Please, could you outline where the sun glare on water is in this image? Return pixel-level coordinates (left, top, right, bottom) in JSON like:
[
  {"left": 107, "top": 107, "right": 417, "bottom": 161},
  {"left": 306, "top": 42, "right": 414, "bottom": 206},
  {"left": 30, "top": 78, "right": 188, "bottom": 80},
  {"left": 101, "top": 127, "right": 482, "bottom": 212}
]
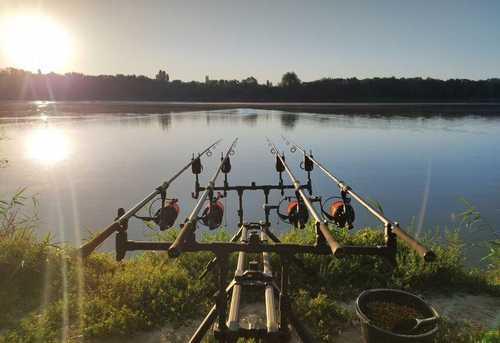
[
  {"left": 26, "top": 127, "right": 71, "bottom": 164},
  {"left": 1, "top": 14, "right": 72, "bottom": 72}
]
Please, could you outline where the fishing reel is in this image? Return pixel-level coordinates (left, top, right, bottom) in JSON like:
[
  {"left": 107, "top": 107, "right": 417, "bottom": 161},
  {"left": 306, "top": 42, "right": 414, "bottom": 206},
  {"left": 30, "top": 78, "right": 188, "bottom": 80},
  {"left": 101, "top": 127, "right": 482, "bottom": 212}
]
[
  {"left": 155, "top": 199, "right": 180, "bottom": 230},
  {"left": 199, "top": 192, "right": 225, "bottom": 230},
  {"left": 320, "top": 190, "right": 355, "bottom": 229},
  {"left": 272, "top": 193, "right": 318, "bottom": 229},
  {"left": 134, "top": 193, "right": 180, "bottom": 231}
]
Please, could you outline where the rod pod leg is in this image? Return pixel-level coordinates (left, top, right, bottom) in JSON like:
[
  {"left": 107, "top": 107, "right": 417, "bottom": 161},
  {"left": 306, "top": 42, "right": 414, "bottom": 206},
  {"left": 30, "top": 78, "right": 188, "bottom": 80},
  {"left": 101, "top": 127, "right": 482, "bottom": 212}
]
[{"left": 215, "top": 253, "right": 229, "bottom": 342}]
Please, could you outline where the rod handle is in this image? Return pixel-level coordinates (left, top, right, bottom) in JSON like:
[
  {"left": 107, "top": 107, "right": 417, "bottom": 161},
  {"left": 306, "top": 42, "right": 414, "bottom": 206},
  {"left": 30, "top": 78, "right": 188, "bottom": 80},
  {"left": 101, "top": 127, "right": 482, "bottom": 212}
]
[
  {"left": 392, "top": 226, "right": 436, "bottom": 262},
  {"left": 168, "top": 221, "right": 194, "bottom": 257},
  {"left": 77, "top": 222, "right": 121, "bottom": 258},
  {"left": 318, "top": 222, "right": 344, "bottom": 258}
]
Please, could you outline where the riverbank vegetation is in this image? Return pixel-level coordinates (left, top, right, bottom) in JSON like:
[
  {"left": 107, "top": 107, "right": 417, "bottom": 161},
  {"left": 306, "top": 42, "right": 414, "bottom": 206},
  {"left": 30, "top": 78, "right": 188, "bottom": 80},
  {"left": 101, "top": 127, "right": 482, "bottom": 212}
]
[
  {"left": 1, "top": 68, "right": 500, "bottom": 103},
  {"left": 0, "top": 193, "right": 498, "bottom": 342}
]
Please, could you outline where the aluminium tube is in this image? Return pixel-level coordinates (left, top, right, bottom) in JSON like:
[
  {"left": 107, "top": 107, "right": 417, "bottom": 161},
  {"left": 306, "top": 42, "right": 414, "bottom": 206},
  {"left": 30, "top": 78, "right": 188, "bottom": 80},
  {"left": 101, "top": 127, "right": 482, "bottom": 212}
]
[
  {"left": 77, "top": 139, "right": 221, "bottom": 258},
  {"left": 226, "top": 225, "right": 247, "bottom": 331},
  {"left": 168, "top": 138, "right": 238, "bottom": 257},
  {"left": 261, "top": 231, "right": 278, "bottom": 333},
  {"left": 267, "top": 139, "right": 344, "bottom": 257},
  {"left": 288, "top": 139, "right": 435, "bottom": 261}
]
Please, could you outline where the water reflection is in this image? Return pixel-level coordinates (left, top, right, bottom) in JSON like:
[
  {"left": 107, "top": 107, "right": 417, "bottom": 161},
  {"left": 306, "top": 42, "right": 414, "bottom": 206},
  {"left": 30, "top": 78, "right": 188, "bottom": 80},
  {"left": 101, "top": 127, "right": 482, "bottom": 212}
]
[
  {"left": 157, "top": 114, "right": 172, "bottom": 130},
  {"left": 26, "top": 126, "right": 71, "bottom": 164},
  {"left": 280, "top": 112, "right": 298, "bottom": 129}
]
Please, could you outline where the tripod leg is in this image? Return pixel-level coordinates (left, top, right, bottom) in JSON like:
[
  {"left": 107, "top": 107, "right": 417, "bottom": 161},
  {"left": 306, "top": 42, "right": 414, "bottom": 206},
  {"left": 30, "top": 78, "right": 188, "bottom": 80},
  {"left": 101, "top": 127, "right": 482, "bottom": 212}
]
[
  {"left": 189, "top": 306, "right": 217, "bottom": 343},
  {"left": 289, "top": 308, "right": 315, "bottom": 343}
]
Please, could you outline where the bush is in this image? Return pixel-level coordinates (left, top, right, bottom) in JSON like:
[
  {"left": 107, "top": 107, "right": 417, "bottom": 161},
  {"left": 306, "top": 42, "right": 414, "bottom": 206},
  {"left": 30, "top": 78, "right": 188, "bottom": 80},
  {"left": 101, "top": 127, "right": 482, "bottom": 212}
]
[{"left": 281, "top": 223, "right": 499, "bottom": 299}]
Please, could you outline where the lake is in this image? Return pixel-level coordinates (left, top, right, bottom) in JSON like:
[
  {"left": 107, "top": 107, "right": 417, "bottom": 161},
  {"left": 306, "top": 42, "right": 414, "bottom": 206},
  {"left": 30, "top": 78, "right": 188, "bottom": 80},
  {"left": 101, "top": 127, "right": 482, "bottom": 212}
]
[{"left": 1, "top": 102, "right": 499, "bottom": 264}]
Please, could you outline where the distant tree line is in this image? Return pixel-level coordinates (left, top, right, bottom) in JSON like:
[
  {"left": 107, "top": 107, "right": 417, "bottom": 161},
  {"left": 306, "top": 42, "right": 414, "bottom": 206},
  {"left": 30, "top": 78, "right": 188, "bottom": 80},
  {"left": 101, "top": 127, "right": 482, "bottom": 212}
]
[{"left": 0, "top": 68, "right": 499, "bottom": 102}]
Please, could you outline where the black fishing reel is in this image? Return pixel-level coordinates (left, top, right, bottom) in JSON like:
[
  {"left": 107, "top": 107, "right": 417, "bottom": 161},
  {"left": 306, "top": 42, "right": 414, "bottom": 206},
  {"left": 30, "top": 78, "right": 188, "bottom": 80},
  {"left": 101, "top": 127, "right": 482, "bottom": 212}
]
[
  {"left": 199, "top": 192, "right": 224, "bottom": 230},
  {"left": 320, "top": 191, "right": 355, "bottom": 229},
  {"left": 134, "top": 196, "right": 180, "bottom": 231},
  {"left": 273, "top": 194, "right": 311, "bottom": 229}
]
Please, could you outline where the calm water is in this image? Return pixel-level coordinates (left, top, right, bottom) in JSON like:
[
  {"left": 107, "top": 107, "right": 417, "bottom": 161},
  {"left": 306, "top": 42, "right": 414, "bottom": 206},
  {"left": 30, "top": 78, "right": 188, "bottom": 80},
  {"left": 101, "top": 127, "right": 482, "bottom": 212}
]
[{"left": 1, "top": 103, "right": 499, "bottom": 263}]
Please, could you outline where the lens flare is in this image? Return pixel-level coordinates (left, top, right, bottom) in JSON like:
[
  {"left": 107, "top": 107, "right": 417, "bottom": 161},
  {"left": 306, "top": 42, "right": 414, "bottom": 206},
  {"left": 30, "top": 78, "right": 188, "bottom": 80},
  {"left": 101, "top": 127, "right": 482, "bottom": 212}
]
[{"left": 26, "top": 127, "right": 71, "bottom": 164}]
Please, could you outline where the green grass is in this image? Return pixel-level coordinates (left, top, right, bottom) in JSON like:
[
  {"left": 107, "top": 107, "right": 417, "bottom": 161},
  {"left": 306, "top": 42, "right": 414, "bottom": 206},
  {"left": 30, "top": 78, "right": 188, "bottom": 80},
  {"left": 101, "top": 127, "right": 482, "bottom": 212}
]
[
  {"left": 0, "top": 194, "right": 499, "bottom": 342},
  {"left": 281, "top": 224, "right": 499, "bottom": 298}
]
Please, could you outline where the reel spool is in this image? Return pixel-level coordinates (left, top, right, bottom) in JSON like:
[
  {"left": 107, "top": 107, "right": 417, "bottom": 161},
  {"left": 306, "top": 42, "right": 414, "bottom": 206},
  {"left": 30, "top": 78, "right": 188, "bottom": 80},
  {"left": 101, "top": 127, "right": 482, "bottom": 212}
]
[
  {"left": 201, "top": 192, "right": 224, "bottom": 230},
  {"left": 287, "top": 200, "right": 309, "bottom": 228},
  {"left": 155, "top": 199, "right": 180, "bottom": 231},
  {"left": 134, "top": 197, "right": 180, "bottom": 231},
  {"left": 321, "top": 196, "right": 355, "bottom": 229},
  {"left": 275, "top": 196, "right": 309, "bottom": 229}
]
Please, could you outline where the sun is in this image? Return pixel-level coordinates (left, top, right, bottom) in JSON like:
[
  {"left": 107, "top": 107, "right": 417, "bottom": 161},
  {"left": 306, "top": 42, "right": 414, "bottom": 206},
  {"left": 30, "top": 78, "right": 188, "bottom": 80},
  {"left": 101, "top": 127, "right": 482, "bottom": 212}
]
[{"left": 1, "top": 14, "right": 72, "bottom": 73}]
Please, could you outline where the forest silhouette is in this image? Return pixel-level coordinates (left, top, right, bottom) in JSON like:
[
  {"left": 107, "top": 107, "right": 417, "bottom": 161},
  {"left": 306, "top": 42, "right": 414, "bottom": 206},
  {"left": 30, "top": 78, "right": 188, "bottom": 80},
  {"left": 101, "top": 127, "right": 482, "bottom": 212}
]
[{"left": 1, "top": 68, "right": 499, "bottom": 102}]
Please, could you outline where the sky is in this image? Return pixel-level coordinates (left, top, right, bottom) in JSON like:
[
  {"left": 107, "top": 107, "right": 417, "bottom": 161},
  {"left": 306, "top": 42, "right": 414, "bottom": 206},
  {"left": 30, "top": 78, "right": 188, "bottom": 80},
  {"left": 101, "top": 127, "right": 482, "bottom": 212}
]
[{"left": 0, "top": 0, "right": 499, "bottom": 83}]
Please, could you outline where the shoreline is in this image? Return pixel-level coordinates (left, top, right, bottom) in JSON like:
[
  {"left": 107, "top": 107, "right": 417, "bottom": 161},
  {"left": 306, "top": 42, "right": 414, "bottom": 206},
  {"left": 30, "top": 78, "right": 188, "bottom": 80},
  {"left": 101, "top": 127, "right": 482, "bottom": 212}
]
[{"left": 1, "top": 101, "right": 500, "bottom": 117}]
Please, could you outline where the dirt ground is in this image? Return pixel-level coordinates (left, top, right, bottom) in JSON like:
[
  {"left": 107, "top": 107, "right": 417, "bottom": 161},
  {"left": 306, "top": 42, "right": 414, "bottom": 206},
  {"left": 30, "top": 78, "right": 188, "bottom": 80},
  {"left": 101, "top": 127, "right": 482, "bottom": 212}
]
[{"left": 97, "top": 292, "right": 499, "bottom": 342}]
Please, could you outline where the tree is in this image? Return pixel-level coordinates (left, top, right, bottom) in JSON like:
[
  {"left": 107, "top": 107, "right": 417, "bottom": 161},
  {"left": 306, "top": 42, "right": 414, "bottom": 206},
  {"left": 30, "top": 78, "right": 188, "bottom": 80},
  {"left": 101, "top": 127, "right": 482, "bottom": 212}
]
[
  {"left": 241, "top": 76, "right": 258, "bottom": 85},
  {"left": 156, "top": 70, "right": 167, "bottom": 82},
  {"left": 281, "top": 72, "right": 301, "bottom": 87}
]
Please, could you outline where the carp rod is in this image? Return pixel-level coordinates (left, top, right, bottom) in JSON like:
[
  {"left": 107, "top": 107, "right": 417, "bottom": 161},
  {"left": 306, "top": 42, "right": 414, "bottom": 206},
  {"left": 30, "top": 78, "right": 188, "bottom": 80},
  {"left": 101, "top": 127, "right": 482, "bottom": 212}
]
[
  {"left": 267, "top": 138, "right": 344, "bottom": 257},
  {"left": 77, "top": 139, "right": 222, "bottom": 258},
  {"left": 168, "top": 138, "right": 239, "bottom": 258},
  {"left": 284, "top": 137, "right": 435, "bottom": 261}
]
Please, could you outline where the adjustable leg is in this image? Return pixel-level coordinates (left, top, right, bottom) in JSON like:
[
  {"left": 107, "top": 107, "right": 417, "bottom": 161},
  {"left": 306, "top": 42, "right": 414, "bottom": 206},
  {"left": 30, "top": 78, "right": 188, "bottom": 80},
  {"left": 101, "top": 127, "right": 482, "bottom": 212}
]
[
  {"left": 288, "top": 308, "right": 315, "bottom": 343},
  {"left": 189, "top": 306, "right": 218, "bottom": 343},
  {"left": 385, "top": 223, "right": 397, "bottom": 267},
  {"left": 279, "top": 257, "right": 289, "bottom": 334},
  {"left": 227, "top": 226, "right": 247, "bottom": 331},
  {"left": 190, "top": 281, "right": 236, "bottom": 343},
  {"left": 262, "top": 231, "right": 279, "bottom": 334},
  {"left": 216, "top": 253, "right": 229, "bottom": 342},
  {"left": 237, "top": 189, "right": 244, "bottom": 226},
  {"left": 115, "top": 208, "right": 127, "bottom": 261}
]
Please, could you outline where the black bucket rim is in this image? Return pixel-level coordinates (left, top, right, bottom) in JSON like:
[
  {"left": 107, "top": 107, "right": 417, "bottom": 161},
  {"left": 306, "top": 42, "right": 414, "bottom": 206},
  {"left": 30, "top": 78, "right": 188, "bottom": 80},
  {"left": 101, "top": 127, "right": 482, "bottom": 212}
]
[{"left": 355, "top": 288, "right": 439, "bottom": 339}]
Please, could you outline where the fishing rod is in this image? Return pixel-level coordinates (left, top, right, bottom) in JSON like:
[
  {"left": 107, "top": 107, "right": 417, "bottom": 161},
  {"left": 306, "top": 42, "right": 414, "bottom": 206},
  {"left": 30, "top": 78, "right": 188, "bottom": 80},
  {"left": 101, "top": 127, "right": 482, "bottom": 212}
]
[
  {"left": 266, "top": 138, "right": 344, "bottom": 257},
  {"left": 77, "top": 139, "right": 222, "bottom": 258},
  {"left": 283, "top": 137, "right": 435, "bottom": 261},
  {"left": 168, "top": 138, "right": 239, "bottom": 257}
]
